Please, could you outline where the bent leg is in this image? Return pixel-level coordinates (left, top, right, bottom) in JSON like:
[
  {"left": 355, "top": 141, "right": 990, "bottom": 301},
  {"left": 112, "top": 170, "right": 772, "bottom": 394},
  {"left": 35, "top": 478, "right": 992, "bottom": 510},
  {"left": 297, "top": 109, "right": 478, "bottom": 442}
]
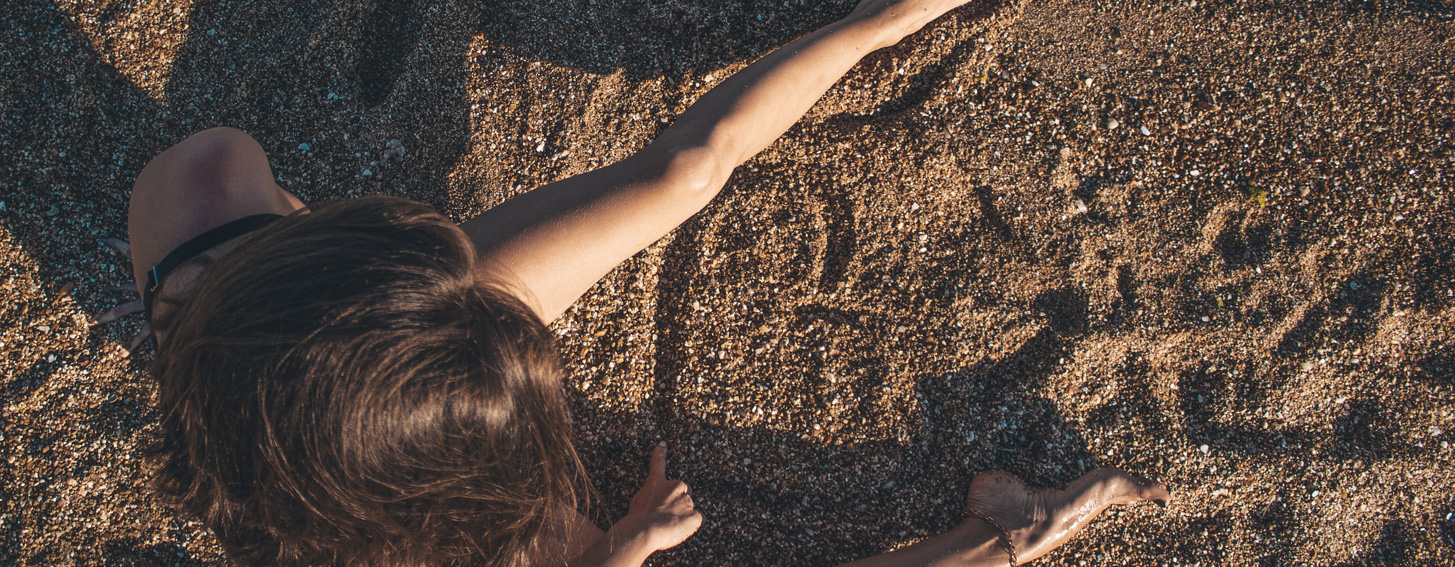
[{"left": 127, "top": 127, "right": 305, "bottom": 291}]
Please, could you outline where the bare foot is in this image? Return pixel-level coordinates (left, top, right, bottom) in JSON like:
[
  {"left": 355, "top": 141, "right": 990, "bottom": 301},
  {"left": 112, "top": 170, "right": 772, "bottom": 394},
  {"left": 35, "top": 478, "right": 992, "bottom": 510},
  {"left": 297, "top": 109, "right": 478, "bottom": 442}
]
[{"left": 962, "top": 468, "right": 1170, "bottom": 564}]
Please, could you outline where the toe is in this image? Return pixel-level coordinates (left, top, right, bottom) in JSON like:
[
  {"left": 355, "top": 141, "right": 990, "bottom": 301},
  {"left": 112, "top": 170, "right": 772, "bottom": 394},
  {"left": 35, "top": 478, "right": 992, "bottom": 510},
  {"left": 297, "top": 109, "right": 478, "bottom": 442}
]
[
  {"left": 125, "top": 322, "right": 153, "bottom": 355},
  {"left": 1138, "top": 480, "right": 1172, "bottom": 506},
  {"left": 1122, "top": 471, "right": 1172, "bottom": 505},
  {"left": 106, "top": 238, "right": 132, "bottom": 260},
  {"left": 1092, "top": 468, "right": 1172, "bottom": 507}
]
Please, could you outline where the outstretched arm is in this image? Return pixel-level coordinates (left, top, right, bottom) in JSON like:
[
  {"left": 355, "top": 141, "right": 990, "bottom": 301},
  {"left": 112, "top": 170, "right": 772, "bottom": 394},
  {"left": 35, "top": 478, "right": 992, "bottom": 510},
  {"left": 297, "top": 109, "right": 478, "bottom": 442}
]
[{"left": 464, "top": 0, "right": 974, "bottom": 322}]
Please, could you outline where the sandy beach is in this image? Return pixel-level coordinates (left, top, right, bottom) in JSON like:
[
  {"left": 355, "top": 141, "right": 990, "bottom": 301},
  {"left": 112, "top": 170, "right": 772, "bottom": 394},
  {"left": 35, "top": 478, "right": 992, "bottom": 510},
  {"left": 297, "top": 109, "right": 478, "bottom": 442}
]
[{"left": 2, "top": 0, "right": 1453, "bottom": 565}]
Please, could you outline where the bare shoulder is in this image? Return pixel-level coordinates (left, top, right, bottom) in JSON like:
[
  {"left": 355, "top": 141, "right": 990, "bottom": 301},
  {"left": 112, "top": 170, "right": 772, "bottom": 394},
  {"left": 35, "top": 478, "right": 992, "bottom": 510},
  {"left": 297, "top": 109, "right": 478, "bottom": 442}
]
[{"left": 127, "top": 127, "right": 306, "bottom": 340}]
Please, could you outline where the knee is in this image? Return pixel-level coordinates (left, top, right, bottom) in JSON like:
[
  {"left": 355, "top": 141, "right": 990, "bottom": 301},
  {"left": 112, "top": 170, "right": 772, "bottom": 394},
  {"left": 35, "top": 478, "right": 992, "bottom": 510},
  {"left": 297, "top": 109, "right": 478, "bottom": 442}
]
[
  {"left": 133, "top": 127, "right": 272, "bottom": 209},
  {"left": 176, "top": 126, "right": 260, "bottom": 152},
  {"left": 662, "top": 146, "right": 730, "bottom": 198},
  {"left": 166, "top": 127, "right": 267, "bottom": 191}
]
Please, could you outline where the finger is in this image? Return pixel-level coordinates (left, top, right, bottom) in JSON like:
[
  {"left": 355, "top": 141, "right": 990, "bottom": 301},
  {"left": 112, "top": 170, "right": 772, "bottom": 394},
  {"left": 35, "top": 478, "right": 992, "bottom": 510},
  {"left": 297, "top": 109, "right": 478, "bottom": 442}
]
[
  {"left": 650, "top": 441, "right": 667, "bottom": 480},
  {"left": 106, "top": 238, "right": 132, "bottom": 260},
  {"left": 94, "top": 299, "right": 145, "bottom": 325},
  {"left": 652, "top": 510, "right": 704, "bottom": 552}
]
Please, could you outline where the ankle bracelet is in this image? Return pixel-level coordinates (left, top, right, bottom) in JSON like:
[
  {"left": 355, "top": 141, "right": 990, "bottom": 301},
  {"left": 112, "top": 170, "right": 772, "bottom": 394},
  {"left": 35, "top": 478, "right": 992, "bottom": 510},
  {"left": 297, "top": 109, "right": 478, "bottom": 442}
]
[{"left": 964, "top": 506, "right": 1018, "bottom": 567}]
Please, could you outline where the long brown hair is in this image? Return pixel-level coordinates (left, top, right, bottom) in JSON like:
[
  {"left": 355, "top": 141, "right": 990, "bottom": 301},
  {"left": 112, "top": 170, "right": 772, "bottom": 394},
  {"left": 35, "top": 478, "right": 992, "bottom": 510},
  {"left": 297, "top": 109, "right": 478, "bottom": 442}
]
[{"left": 150, "top": 196, "right": 584, "bottom": 567}]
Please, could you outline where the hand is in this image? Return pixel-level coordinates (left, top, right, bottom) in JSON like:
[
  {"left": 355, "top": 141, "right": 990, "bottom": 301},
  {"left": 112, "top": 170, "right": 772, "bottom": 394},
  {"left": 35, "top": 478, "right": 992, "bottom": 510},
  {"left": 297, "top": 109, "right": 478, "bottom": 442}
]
[
  {"left": 847, "top": 0, "right": 976, "bottom": 47},
  {"left": 616, "top": 442, "right": 703, "bottom": 553}
]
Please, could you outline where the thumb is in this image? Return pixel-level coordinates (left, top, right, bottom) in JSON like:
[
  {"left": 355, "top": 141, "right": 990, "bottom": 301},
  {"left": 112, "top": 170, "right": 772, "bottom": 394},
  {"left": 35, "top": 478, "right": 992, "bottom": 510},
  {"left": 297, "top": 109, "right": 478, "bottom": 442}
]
[{"left": 650, "top": 441, "right": 668, "bottom": 480}]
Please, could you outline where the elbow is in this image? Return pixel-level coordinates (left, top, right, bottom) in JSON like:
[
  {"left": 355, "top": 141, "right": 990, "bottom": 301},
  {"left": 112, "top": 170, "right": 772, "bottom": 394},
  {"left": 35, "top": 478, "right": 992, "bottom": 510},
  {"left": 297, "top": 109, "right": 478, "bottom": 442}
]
[{"left": 660, "top": 145, "right": 732, "bottom": 198}]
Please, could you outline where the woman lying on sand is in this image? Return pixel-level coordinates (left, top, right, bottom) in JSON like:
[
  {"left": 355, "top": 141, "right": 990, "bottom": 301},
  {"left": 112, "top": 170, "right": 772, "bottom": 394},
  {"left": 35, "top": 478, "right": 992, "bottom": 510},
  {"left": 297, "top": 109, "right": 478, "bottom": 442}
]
[{"left": 99, "top": 0, "right": 1169, "bottom": 565}]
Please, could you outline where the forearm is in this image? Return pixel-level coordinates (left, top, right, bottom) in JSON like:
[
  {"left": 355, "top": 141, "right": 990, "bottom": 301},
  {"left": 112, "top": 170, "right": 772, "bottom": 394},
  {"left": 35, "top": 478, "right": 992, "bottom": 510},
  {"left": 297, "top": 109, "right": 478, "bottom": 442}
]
[{"left": 651, "top": 12, "right": 903, "bottom": 172}]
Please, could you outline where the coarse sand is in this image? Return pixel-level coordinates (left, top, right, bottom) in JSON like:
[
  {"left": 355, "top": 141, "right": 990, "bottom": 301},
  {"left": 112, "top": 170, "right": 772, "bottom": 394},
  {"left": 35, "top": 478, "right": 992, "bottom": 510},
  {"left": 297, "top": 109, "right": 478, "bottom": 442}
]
[{"left": 2, "top": 0, "right": 1454, "bottom": 565}]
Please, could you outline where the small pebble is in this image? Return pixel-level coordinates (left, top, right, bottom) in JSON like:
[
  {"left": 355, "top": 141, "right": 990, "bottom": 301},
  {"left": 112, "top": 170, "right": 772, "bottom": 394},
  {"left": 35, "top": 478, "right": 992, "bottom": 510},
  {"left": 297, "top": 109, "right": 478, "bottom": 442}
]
[
  {"left": 1107, "top": 118, "right": 1120, "bottom": 130},
  {"left": 385, "top": 139, "right": 406, "bottom": 159}
]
